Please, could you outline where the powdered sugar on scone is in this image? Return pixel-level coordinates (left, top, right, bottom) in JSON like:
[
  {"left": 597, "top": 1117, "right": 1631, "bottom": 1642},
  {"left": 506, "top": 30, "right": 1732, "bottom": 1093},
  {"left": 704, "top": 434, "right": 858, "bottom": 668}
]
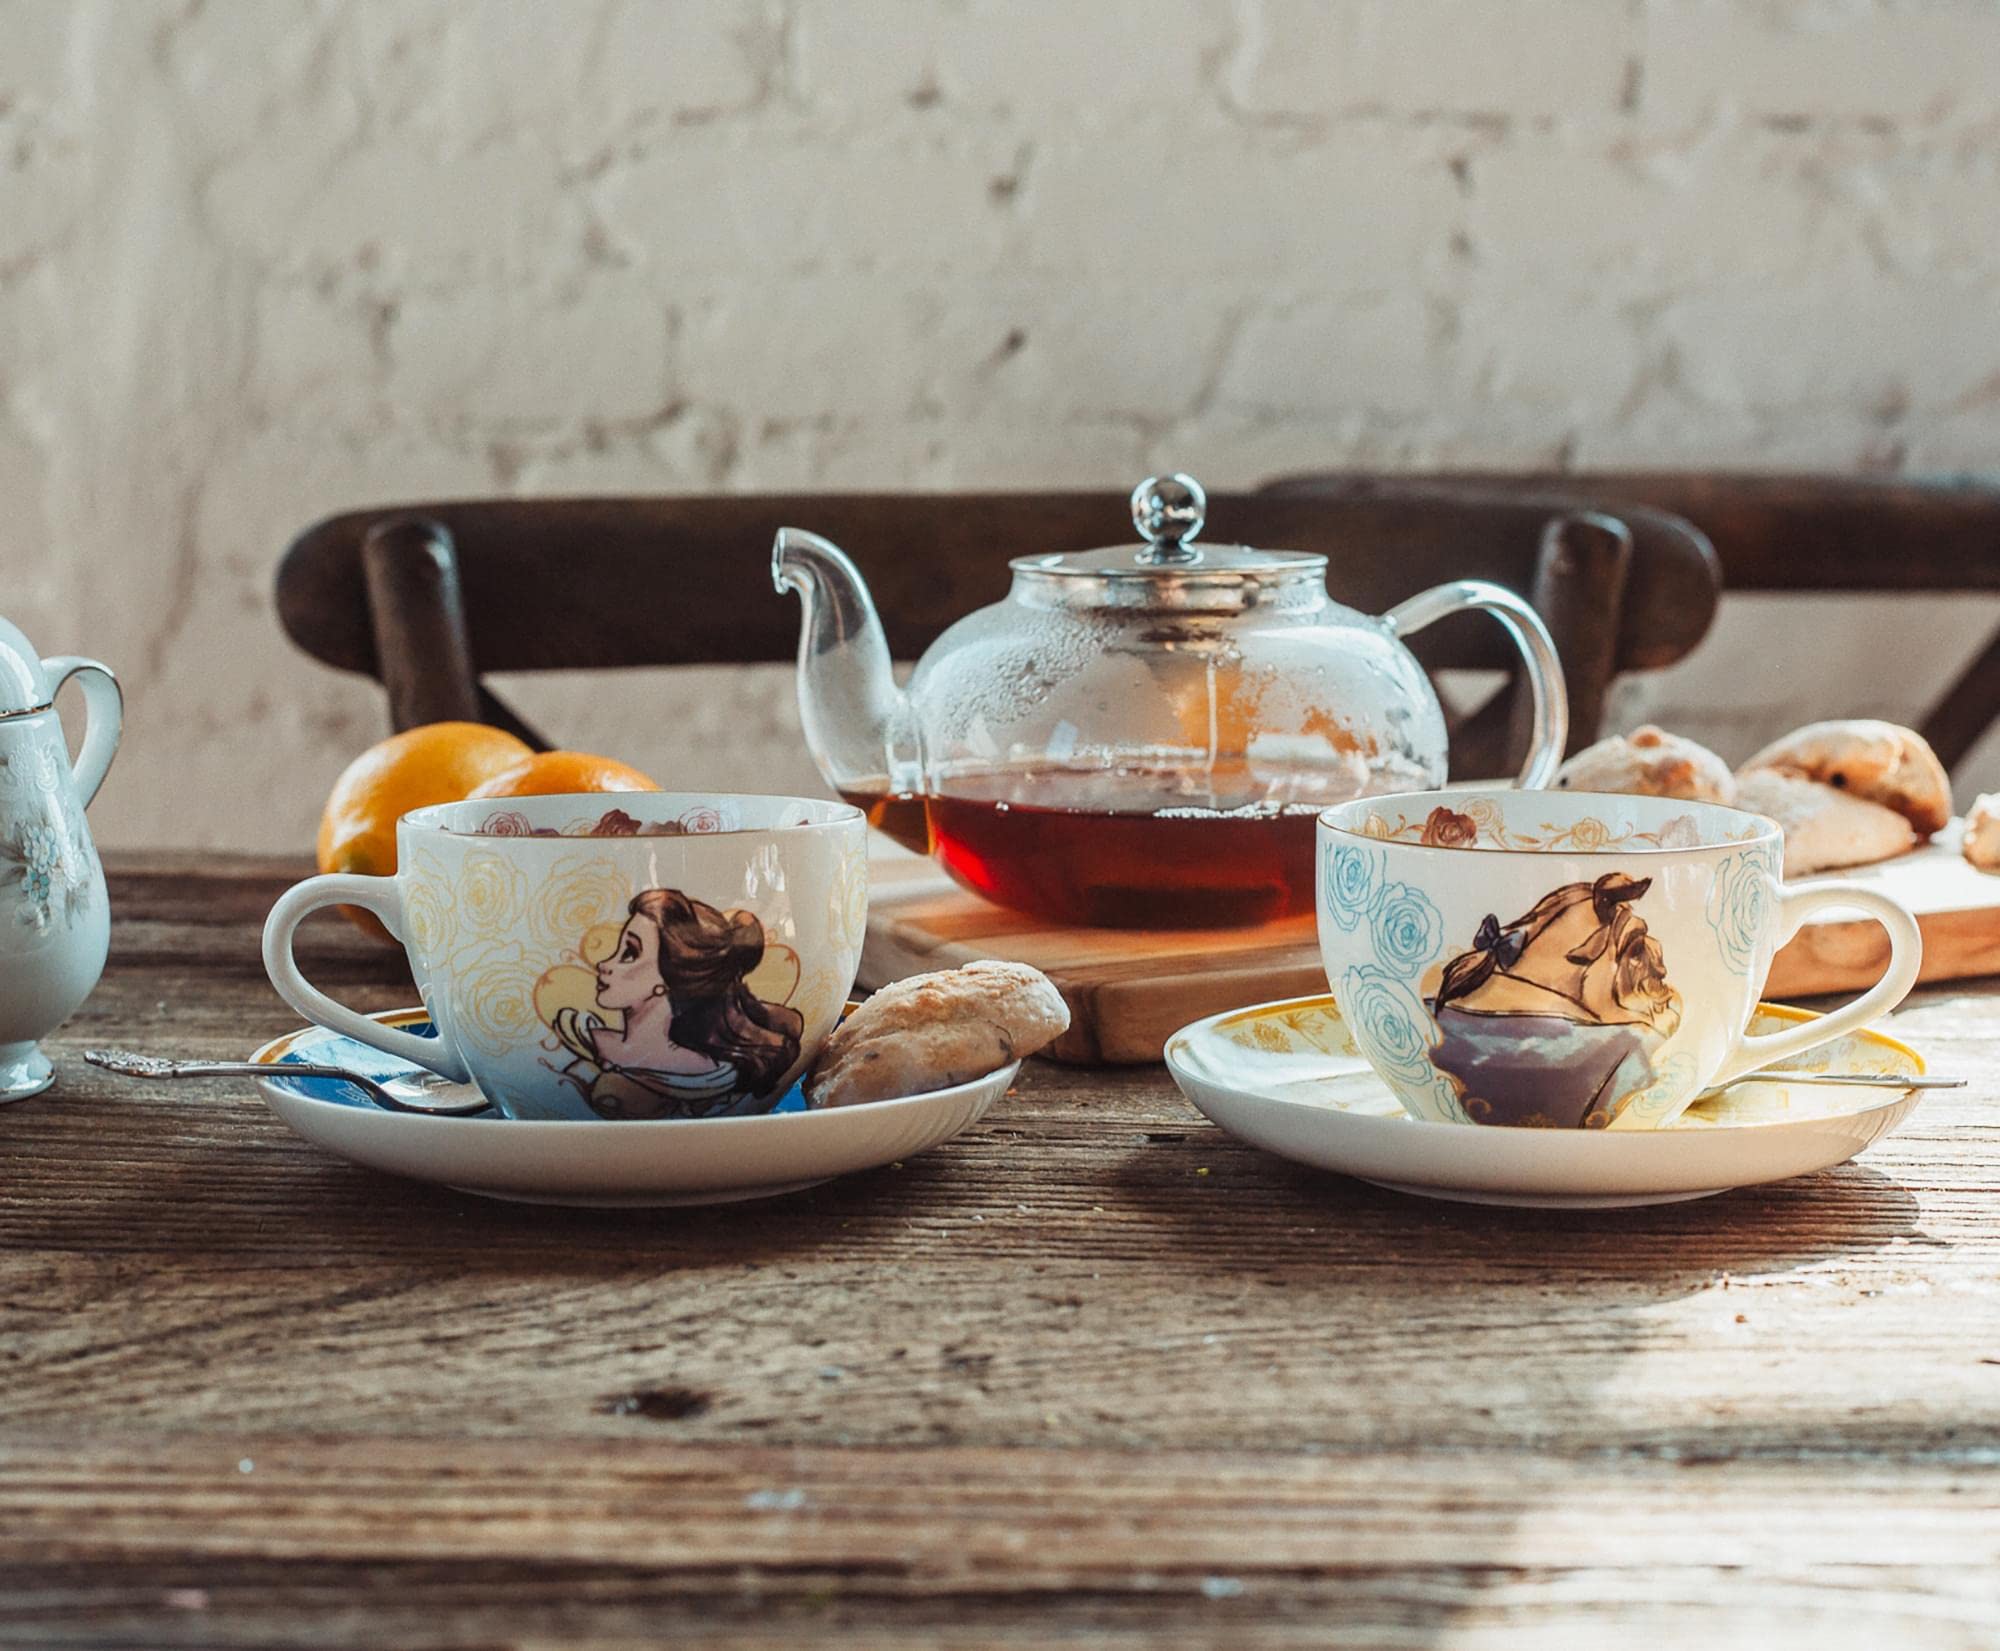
[
  {"left": 1741, "top": 719, "right": 1951, "bottom": 838},
  {"left": 1733, "top": 768, "right": 1916, "bottom": 876},
  {"left": 1555, "top": 725, "right": 1736, "bottom": 804}
]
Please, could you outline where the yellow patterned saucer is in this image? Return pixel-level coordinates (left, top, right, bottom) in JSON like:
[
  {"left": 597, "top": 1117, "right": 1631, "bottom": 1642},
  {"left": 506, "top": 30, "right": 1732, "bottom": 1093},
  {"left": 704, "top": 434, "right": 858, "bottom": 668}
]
[{"left": 1165, "top": 996, "right": 1926, "bottom": 1209}]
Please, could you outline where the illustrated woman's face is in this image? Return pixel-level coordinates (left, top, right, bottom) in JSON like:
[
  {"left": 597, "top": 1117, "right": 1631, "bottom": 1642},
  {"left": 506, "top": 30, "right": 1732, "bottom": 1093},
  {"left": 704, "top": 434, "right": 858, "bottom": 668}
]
[{"left": 596, "top": 917, "right": 663, "bottom": 1011}]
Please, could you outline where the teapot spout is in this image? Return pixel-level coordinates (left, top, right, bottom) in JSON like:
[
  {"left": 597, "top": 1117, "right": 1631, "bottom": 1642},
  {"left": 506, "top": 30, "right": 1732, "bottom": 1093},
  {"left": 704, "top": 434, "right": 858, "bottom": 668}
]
[{"left": 772, "top": 527, "right": 913, "bottom": 802}]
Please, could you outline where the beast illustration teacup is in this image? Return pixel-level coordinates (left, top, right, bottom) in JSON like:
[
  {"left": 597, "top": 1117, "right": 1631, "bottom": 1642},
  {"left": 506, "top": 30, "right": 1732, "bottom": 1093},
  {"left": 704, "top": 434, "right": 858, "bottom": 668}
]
[
  {"left": 263, "top": 793, "right": 867, "bottom": 1121},
  {"left": 1316, "top": 789, "right": 1922, "bottom": 1131}
]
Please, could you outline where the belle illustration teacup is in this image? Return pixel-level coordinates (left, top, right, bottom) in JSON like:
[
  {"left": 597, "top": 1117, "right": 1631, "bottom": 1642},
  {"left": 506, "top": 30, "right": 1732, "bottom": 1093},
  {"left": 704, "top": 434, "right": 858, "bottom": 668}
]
[
  {"left": 1316, "top": 788, "right": 1922, "bottom": 1130},
  {"left": 263, "top": 793, "right": 867, "bottom": 1121}
]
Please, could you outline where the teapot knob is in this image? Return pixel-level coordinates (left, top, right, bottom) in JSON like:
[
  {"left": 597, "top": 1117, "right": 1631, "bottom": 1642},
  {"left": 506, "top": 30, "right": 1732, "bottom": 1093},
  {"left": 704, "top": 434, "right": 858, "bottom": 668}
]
[{"left": 1131, "top": 472, "right": 1206, "bottom": 562}]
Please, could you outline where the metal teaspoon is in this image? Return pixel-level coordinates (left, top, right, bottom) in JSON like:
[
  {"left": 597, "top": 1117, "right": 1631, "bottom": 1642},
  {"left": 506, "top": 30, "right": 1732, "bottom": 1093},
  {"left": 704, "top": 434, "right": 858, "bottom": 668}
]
[
  {"left": 1714, "top": 1069, "right": 1964, "bottom": 1092},
  {"left": 83, "top": 1048, "right": 496, "bottom": 1117}
]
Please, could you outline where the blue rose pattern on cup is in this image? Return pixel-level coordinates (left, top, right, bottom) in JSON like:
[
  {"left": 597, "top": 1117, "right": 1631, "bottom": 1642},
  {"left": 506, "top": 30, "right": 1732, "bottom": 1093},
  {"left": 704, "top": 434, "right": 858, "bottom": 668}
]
[
  {"left": 1323, "top": 841, "right": 1381, "bottom": 933},
  {"left": 1614, "top": 1050, "right": 1700, "bottom": 1124},
  {"left": 1339, "top": 964, "right": 1436, "bottom": 1085},
  {"left": 1327, "top": 861, "right": 1467, "bottom": 1123},
  {"left": 1339, "top": 963, "right": 1472, "bottom": 1126},
  {"left": 1706, "top": 847, "right": 1775, "bottom": 975},
  {"left": 1335, "top": 821, "right": 1750, "bottom": 1129},
  {"left": 1322, "top": 841, "right": 1446, "bottom": 982},
  {"left": 1371, "top": 882, "right": 1442, "bottom": 978}
]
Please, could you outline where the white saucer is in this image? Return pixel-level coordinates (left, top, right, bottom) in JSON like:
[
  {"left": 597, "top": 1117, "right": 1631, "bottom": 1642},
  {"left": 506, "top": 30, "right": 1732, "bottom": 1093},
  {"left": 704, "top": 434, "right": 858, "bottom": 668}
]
[
  {"left": 250, "top": 1010, "right": 1012, "bottom": 1207},
  {"left": 1166, "top": 996, "right": 1927, "bottom": 1209}
]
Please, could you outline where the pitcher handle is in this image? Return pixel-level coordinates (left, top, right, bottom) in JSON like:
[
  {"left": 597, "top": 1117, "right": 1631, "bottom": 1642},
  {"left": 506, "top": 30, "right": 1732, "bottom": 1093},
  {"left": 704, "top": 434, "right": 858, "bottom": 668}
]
[
  {"left": 39, "top": 656, "right": 122, "bottom": 806},
  {"left": 1384, "top": 581, "right": 1568, "bottom": 789}
]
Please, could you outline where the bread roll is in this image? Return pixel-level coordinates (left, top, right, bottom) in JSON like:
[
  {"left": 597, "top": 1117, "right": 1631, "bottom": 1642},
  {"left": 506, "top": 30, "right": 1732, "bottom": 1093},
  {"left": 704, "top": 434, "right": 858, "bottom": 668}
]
[
  {"left": 1963, "top": 794, "right": 2000, "bottom": 872},
  {"left": 1554, "top": 725, "right": 1736, "bottom": 804},
  {"left": 1733, "top": 768, "right": 1916, "bottom": 876},
  {"left": 1740, "top": 719, "right": 1950, "bottom": 838},
  {"left": 807, "top": 960, "right": 1070, "bottom": 1107}
]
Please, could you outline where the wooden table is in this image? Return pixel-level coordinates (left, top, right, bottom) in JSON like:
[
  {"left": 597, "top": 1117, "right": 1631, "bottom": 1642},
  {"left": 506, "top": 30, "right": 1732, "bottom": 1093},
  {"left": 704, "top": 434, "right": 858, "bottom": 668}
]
[{"left": 6, "top": 855, "right": 2000, "bottom": 1648}]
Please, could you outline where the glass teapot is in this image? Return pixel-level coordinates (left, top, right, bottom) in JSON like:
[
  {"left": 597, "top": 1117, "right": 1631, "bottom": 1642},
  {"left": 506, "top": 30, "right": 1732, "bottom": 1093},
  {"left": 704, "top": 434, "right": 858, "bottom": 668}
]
[{"left": 774, "top": 473, "right": 1566, "bottom": 928}]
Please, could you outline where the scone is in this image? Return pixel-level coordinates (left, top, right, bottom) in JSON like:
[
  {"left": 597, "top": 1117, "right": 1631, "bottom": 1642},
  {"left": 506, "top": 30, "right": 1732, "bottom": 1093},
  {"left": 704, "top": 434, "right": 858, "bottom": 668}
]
[
  {"left": 1964, "top": 794, "right": 2000, "bottom": 871},
  {"left": 1741, "top": 720, "right": 1951, "bottom": 838},
  {"left": 807, "top": 960, "right": 1071, "bottom": 1108},
  {"left": 1554, "top": 725, "right": 1736, "bottom": 804},
  {"left": 1733, "top": 768, "right": 1916, "bottom": 876}
]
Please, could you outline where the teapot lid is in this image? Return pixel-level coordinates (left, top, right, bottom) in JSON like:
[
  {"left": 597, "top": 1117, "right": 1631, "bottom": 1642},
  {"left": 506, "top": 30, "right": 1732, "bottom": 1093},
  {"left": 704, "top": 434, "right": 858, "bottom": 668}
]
[
  {"left": 0, "top": 616, "right": 50, "bottom": 716},
  {"left": 1010, "top": 473, "right": 1326, "bottom": 582}
]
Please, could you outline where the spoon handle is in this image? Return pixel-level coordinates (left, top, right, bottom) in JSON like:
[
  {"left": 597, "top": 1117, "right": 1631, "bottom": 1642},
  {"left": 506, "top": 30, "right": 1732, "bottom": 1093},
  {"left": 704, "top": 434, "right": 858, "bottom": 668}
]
[
  {"left": 1725, "top": 1069, "right": 1964, "bottom": 1090},
  {"left": 83, "top": 1049, "right": 494, "bottom": 1117},
  {"left": 87, "top": 1050, "right": 321, "bottom": 1082}
]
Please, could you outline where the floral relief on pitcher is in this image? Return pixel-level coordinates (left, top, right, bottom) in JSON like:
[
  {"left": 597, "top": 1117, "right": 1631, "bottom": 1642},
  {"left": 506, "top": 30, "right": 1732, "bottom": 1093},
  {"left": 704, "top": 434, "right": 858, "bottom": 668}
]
[{"left": 0, "top": 739, "right": 98, "bottom": 934}]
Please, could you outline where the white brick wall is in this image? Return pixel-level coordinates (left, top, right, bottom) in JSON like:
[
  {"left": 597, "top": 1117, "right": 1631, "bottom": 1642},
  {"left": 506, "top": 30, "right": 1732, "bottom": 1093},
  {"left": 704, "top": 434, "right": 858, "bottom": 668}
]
[{"left": 0, "top": 0, "right": 1993, "bottom": 850}]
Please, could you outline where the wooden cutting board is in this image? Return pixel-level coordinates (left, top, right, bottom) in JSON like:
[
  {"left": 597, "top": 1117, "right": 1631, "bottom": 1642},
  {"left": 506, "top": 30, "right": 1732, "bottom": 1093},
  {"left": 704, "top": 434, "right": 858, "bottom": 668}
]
[{"left": 861, "top": 824, "right": 2000, "bottom": 1065}]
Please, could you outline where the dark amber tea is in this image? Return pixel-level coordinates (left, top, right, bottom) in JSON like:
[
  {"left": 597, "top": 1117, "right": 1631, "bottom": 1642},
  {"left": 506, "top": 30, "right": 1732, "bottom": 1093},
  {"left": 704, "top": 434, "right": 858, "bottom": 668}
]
[
  {"left": 837, "top": 787, "right": 932, "bottom": 856},
  {"left": 928, "top": 792, "right": 1318, "bottom": 928},
  {"left": 848, "top": 765, "right": 1333, "bottom": 928}
]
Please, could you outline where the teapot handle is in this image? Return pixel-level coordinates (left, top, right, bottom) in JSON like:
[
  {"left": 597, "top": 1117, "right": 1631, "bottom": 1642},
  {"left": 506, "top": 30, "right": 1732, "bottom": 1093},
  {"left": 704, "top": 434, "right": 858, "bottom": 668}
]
[
  {"left": 1383, "top": 582, "right": 1568, "bottom": 789},
  {"left": 40, "top": 656, "right": 122, "bottom": 806}
]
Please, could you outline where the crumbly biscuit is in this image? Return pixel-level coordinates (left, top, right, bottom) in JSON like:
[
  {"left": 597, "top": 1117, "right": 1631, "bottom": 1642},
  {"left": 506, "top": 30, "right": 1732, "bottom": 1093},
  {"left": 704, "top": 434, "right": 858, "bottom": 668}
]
[
  {"left": 1741, "top": 719, "right": 1951, "bottom": 838},
  {"left": 1733, "top": 768, "right": 1917, "bottom": 876},
  {"left": 807, "top": 960, "right": 1071, "bottom": 1107},
  {"left": 1963, "top": 794, "right": 2000, "bottom": 872},
  {"left": 1554, "top": 725, "right": 1736, "bottom": 804}
]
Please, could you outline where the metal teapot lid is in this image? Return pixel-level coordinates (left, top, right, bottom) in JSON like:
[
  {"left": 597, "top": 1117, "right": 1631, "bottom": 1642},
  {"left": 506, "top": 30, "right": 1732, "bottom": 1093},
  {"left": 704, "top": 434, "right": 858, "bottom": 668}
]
[
  {"left": 0, "top": 616, "right": 51, "bottom": 717},
  {"left": 1010, "top": 473, "right": 1326, "bottom": 581}
]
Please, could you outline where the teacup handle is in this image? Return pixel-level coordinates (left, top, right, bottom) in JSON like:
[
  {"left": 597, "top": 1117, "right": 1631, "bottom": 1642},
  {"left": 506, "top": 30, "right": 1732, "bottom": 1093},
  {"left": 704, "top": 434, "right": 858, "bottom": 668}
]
[
  {"left": 261, "top": 872, "right": 473, "bottom": 1084},
  {"left": 1384, "top": 581, "right": 1569, "bottom": 789},
  {"left": 41, "top": 656, "right": 122, "bottom": 806},
  {"left": 1711, "top": 882, "right": 1923, "bottom": 1087}
]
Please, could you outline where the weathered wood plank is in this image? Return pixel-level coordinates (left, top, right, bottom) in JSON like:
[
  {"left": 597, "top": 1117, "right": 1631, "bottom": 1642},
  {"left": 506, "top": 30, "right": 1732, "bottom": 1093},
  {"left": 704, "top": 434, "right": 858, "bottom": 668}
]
[{"left": 2, "top": 1438, "right": 1997, "bottom": 1649}]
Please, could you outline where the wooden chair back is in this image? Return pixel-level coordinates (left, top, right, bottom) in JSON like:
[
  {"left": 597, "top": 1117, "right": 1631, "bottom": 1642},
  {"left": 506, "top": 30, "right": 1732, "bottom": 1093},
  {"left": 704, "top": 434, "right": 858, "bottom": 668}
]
[
  {"left": 1268, "top": 470, "right": 2000, "bottom": 774},
  {"left": 276, "top": 489, "right": 1721, "bottom": 777}
]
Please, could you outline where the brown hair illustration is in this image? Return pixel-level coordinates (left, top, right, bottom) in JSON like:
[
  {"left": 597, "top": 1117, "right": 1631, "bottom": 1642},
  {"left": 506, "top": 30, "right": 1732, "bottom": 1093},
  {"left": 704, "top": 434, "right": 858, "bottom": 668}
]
[
  {"left": 626, "top": 889, "right": 804, "bottom": 1097},
  {"left": 1434, "top": 871, "right": 1668, "bottom": 1023}
]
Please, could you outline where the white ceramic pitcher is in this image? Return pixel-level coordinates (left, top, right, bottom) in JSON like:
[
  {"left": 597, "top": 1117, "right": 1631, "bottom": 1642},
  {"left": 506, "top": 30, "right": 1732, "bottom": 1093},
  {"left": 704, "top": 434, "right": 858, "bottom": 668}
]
[{"left": 0, "top": 617, "right": 120, "bottom": 1100}]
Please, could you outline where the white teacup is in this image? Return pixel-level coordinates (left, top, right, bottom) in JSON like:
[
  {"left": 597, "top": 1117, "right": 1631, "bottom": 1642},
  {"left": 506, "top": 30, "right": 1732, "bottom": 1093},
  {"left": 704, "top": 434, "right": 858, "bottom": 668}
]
[
  {"left": 263, "top": 793, "right": 867, "bottom": 1121},
  {"left": 1316, "top": 788, "right": 1922, "bottom": 1130}
]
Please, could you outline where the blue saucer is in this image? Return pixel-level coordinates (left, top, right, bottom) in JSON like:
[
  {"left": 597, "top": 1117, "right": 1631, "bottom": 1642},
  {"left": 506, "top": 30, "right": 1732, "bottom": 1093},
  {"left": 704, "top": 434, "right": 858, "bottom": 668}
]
[{"left": 265, "top": 1014, "right": 809, "bottom": 1117}]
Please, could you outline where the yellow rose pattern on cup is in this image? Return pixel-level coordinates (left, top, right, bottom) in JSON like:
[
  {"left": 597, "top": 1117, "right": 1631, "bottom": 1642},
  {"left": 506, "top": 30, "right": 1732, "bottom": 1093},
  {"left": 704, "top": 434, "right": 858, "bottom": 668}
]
[{"left": 400, "top": 850, "right": 841, "bottom": 1119}]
